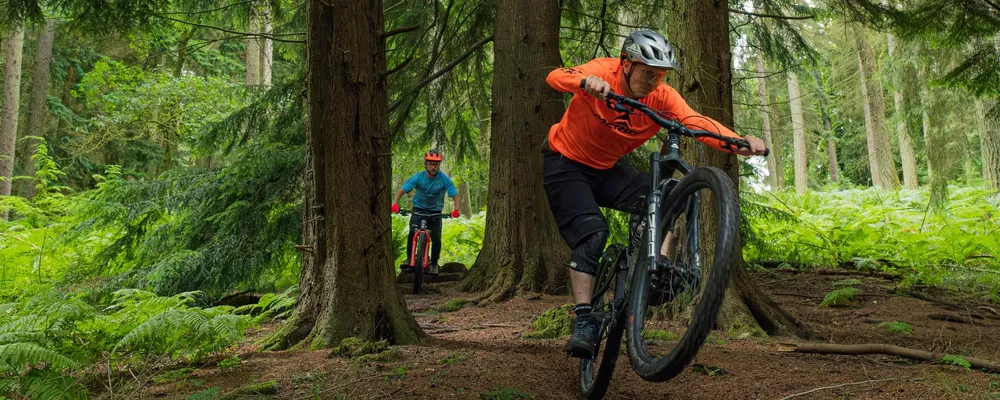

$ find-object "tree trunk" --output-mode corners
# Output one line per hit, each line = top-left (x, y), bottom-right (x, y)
(459, 181), (473, 216)
(921, 85), (933, 182)
(262, 0), (421, 350)
(787, 72), (807, 194)
(918, 70), (948, 210)
(755, 54), (780, 189)
(16, 20), (56, 200)
(262, 6), (273, 87)
(769, 91), (786, 189)
(810, 70), (840, 184)
(246, 14), (261, 86)
(978, 100), (1000, 192)
(0, 24), (25, 218)
(962, 131), (977, 184)
(666, 0), (810, 339)
(885, 31), (919, 189)
(856, 28), (900, 189)
(456, 0), (570, 301)
(173, 27), (197, 78)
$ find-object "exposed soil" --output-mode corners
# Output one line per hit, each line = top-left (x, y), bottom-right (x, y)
(147, 270), (1000, 399)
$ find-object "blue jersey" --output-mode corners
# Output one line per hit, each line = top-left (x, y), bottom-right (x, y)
(402, 171), (458, 211)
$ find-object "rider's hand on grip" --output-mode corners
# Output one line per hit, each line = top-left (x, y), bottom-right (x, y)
(579, 76), (611, 101)
(451, 209), (460, 218)
(391, 203), (400, 214)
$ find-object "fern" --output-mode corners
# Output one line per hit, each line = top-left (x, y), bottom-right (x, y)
(820, 287), (862, 307)
(0, 343), (80, 372)
(0, 370), (88, 400)
(877, 321), (915, 335)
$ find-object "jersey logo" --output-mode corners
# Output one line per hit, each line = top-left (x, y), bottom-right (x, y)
(560, 67), (582, 75)
(592, 110), (639, 136)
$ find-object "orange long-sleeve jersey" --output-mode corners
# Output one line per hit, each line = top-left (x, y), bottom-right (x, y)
(546, 58), (743, 170)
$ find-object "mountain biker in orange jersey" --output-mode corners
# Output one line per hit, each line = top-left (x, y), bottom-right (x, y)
(544, 29), (767, 359)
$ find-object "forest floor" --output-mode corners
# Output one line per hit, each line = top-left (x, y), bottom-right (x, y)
(148, 270), (1000, 399)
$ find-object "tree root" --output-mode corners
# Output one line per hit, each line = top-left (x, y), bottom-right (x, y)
(778, 342), (1000, 373)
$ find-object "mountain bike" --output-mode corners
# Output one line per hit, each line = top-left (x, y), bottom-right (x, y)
(398, 209), (451, 295)
(578, 91), (769, 399)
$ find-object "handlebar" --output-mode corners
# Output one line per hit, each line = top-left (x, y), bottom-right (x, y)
(581, 80), (769, 157)
(397, 209), (452, 218)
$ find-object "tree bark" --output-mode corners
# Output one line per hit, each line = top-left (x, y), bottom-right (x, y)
(756, 54), (780, 189)
(666, 0), (810, 339)
(262, 0), (421, 350)
(173, 27), (197, 78)
(0, 24), (26, 218)
(16, 20), (56, 200)
(787, 72), (807, 194)
(885, 31), (919, 189)
(262, 5), (273, 87)
(458, 181), (473, 216)
(856, 28), (900, 189)
(246, 13), (261, 86)
(918, 70), (948, 210)
(769, 91), (787, 189)
(810, 70), (840, 184)
(456, 0), (570, 301)
(978, 100), (1000, 192)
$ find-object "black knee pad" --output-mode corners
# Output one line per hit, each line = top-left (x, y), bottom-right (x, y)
(568, 231), (609, 276)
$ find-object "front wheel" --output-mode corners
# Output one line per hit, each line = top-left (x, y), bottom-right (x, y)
(578, 244), (628, 399)
(625, 166), (740, 382)
(413, 232), (429, 295)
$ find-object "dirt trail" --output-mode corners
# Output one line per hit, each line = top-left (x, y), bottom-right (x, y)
(150, 271), (1000, 399)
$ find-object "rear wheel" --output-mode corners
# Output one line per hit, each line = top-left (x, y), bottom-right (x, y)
(579, 244), (628, 399)
(625, 166), (739, 382)
(413, 232), (428, 295)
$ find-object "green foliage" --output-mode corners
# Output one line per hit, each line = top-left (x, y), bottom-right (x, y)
(0, 289), (249, 399)
(236, 286), (296, 323)
(217, 355), (242, 369)
(329, 337), (402, 363)
(877, 321), (915, 335)
(691, 363), (728, 376)
(820, 287), (862, 307)
(941, 354), (972, 369)
(525, 304), (574, 339)
(438, 354), (467, 365)
(642, 329), (680, 341)
(745, 188), (1000, 291)
(480, 387), (535, 400)
(440, 298), (472, 312)
(188, 387), (222, 400)
(833, 278), (863, 286)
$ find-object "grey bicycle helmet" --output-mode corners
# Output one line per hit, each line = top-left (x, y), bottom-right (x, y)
(621, 29), (681, 70)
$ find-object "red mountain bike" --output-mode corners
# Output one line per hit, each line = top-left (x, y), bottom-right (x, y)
(399, 209), (451, 295)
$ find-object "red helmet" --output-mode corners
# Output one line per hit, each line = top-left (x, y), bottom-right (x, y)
(424, 150), (443, 162)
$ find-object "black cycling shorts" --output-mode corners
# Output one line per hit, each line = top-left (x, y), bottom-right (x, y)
(543, 151), (650, 248)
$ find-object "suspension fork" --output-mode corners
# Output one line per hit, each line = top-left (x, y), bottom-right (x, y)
(647, 152), (663, 273)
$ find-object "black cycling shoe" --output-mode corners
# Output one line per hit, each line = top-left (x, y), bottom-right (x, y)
(429, 263), (440, 276)
(565, 313), (599, 359)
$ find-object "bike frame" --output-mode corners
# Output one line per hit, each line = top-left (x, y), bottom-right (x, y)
(400, 209), (449, 270)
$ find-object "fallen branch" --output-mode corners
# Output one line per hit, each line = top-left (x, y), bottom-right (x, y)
(778, 343), (1000, 373)
(928, 313), (977, 325)
(979, 306), (1000, 317)
(778, 378), (898, 400)
(905, 291), (962, 310)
